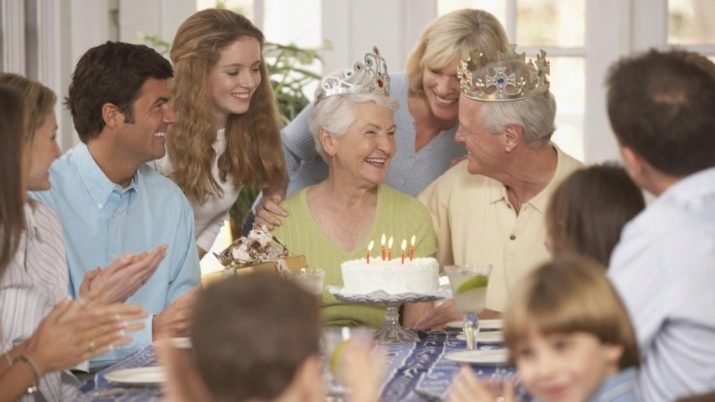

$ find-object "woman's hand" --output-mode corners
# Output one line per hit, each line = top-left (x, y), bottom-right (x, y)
(80, 245), (167, 305)
(23, 300), (147, 374)
(447, 366), (516, 402)
(254, 192), (288, 230)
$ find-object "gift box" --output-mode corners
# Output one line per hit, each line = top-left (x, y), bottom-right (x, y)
(201, 255), (309, 287)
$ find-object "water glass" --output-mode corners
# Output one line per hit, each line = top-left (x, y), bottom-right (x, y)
(445, 264), (493, 350)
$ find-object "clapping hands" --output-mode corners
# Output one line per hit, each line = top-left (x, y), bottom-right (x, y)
(79, 245), (167, 305)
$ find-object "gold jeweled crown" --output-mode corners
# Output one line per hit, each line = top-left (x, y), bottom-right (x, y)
(458, 46), (550, 102)
(315, 46), (390, 104)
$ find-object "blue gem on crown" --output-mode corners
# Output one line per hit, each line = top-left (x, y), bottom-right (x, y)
(458, 46), (550, 102)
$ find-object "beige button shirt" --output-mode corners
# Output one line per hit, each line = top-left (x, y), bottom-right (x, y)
(419, 145), (583, 311)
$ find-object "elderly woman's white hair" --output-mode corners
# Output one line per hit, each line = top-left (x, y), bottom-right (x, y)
(480, 91), (557, 148)
(308, 92), (399, 162)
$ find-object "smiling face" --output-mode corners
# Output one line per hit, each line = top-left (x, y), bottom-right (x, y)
(515, 329), (622, 402)
(208, 36), (262, 128)
(27, 111), (61, 191)
(326, 102), (396, 188)
(118, 78), (177, 165)
(455, 98), (504, 175)
(422, 57), (461, 124)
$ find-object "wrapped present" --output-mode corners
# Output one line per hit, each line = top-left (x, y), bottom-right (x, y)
(202, 225), (308, 287)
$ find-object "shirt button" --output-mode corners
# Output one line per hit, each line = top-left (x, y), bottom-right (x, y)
(509, 234), (516, 240)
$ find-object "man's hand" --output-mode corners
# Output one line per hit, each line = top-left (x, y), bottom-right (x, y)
(254, 192), (288, 230)
(80, 245), (167, 306)
(411, 299), (503, 330)
(152, 286), (201, 339)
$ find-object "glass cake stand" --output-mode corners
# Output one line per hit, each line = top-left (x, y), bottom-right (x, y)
(328, 286), (450, 343)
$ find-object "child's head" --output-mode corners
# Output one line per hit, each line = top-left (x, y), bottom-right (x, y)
(504, 258), (639, 402)
(546, 164), (645, 266)
(192, 273), (322, 402)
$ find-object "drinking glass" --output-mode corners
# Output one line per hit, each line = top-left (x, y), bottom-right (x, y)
(289, 267), (325, 296)
(321, 327), (374, 401)
(445, 264), (492, 350)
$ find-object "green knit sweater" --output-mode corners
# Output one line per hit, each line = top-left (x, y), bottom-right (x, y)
(272, 184), (437, 328)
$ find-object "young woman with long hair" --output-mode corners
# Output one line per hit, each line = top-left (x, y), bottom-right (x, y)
(157, 9), (287, 256)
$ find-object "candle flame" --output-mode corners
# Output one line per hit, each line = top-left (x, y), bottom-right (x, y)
(367, 240), (375, 251)
(401, 239), (407, 250)
(387, 236), (394, 248)
(380, 233), (386, 246)
(410, 234), (416, 246)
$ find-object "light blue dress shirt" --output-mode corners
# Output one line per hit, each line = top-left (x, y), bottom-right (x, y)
(588, 367), (642, 402)
(609, 167), (715, 401)
(31, 143), (201, 367)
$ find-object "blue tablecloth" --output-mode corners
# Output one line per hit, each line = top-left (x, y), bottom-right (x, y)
(81, 330), (522, 401)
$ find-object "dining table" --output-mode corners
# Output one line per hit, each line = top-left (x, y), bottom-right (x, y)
(80, 328), (524, 402)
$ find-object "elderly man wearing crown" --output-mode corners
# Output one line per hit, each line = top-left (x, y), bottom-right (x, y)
(416, 46), (583, 326)
(272, 47), (437, 329)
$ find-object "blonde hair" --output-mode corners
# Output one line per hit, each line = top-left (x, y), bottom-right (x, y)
(168, 9), (286, 203)
(0, 84), (25, 270)
(0, 73), (57, 143)
(405, 9), (510, 97)
(503, 257), (640, 370)
(0, 75), (57, 272)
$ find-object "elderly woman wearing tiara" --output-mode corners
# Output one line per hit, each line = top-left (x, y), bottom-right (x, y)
(271, 48), (437, 328)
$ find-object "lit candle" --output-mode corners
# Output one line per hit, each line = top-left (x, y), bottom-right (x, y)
(401, 239), (407, 264)
(380, 234), (386, 261)
(409, 235), (416, 261)
(387, 236), (394, 261)
(367, 240), (374, 263)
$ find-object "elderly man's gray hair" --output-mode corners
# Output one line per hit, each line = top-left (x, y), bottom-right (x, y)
(480, 91), (557, 147)
(308, 93), (399, 161)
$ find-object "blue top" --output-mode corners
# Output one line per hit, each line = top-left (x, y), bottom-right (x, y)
(31, 143), (201, 367)
(281, 73), (466, 197)
(588, 367), (642, 402)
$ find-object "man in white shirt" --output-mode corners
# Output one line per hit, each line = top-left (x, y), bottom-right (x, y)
(607, 49), (715, 401)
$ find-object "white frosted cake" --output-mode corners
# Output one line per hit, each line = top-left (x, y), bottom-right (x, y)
(340, 257), (440, 295)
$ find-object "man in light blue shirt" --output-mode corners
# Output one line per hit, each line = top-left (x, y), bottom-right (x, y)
(32, 42), (200, 367)
(606, 49), (715, 400)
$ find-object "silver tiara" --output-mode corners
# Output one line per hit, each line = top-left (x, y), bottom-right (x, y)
(315, 46), (390, 103)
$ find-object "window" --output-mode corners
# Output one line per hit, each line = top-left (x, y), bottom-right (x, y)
(439, 0), (586, 161)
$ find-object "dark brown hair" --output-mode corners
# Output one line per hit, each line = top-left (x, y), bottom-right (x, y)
(504, 257), (640, 370)
(0, 84), (26, 271)
(66, 41), (173, 143)
(168, 9), (287, 203)
(607, 49), (715, 176)
(546, 164), (645, 266)
(192, 273), (320, 402)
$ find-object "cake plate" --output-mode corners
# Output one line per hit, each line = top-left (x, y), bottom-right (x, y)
(328, 286), (451, 343)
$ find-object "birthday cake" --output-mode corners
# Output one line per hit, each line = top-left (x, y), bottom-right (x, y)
(340, 257), (440, 295)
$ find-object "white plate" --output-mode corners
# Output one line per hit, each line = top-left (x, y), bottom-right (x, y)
(445, 349), (509, 365)
(152, 337), (192, 349)
(456, 331), (503, 344)
(446, 319), (503, 330)
(104, 366), (165, 384)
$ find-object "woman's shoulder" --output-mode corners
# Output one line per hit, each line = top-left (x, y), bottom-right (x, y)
(27, 200), (63, 230)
